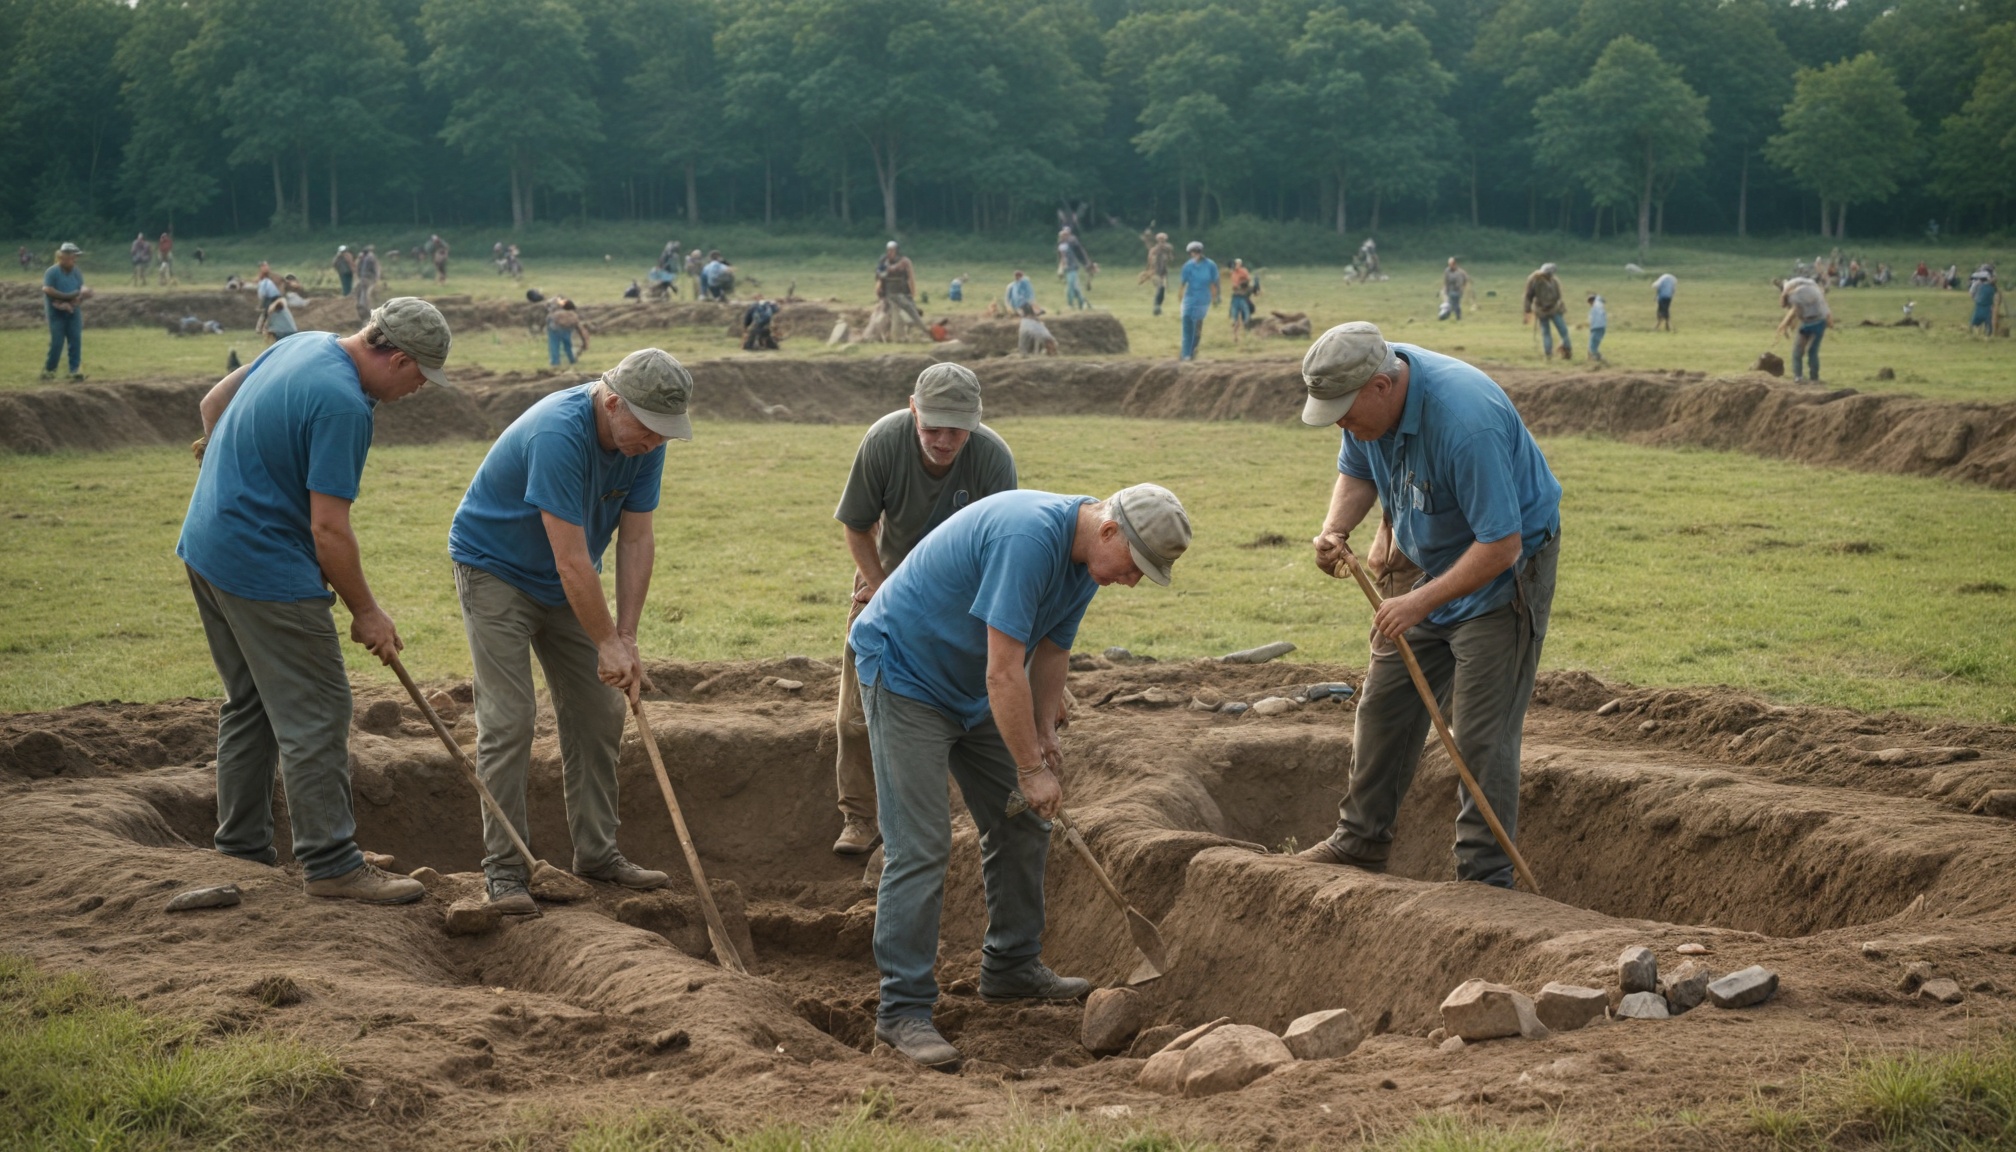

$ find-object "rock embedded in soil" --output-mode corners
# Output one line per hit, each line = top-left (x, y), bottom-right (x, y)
(1977, 790), (2016, 819)
(1128, 1024), (1186, 1059)
(1157, 1024), (1295, 1098)
(1677, 943), (1712, 956)
(164, 884), (241, 912)
(1218, 701), (1249, 715)
(1249, 697), (1299, 717)
(1439, 979), (1548, 1041)
(1217, 641), (1296, 665)
(1438, 1035), (1466, 1053)
(360, 699), (403, 733)
(1280, 1008), (1362, 1060)
(1899, 961), (1935, 992)
(1618, 946), (1658, 994)
(409, 866), (442, 887)
(444, 898), (502, 936)
(1535, 982), (1608, 1032)
(1080, 987), (1148, 1054)
(1919, 979), (1964, 1005)
(1662, 960), (1713, 1013)
(1707, 965), (1780, 1009)
(1616, 991), (1670, 1020)
(649, 1028), (691, 1052)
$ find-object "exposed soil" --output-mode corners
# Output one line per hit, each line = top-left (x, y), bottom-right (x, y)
(5, 658), (2016, 1148)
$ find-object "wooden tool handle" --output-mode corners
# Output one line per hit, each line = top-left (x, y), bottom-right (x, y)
(1331, 546), (1544, 895)
(1055, 810), (1131, 911)
(630, 699), (748, 975)
(390, 657), (541, 876)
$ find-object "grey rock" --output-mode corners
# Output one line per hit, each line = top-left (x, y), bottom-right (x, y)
(1249, 696), (1299, 717)
(1162, 1017), (1233, 1053)
(1596, 698), (1624, 716)
(1299, 682), (1356, 703)
(443, 898), (502, 936)
(649, 1028), (690, 1051)
(1899, 961), (1935, 992)
(1174, 1025), (1296, 1097)
(1616, 991), (1670, 1020)
(1280, 1008), (1362, 1061)
(1218, 701), (1250, 715)
(1707, 965), (1779, 1009)
(1439, 979), (1548, 1041)
(1103, 647), (1136, 663)
(1618, 946), (1658, 994)
(1919, 979), (1964, 1005)
(1438, 1035), (1466, 1053)
(861, 845), (885, 892)
(1080, 987), (1148, 1054)
(1662, 959), (1713, 1013)
(1127, 1024), (1187, 1059)
(165, 884), (241, 912)
(1218, 641), (1296, 665)
(1534, 982), (1608, 1032)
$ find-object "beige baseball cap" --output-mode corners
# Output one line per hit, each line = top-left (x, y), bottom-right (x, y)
(1109, 483), (1191, 586)
(1300, 321), (1398, 426)
(370, 297), (453, 386)
(912, 362), (981, 430)
(605, 348), (695, 440)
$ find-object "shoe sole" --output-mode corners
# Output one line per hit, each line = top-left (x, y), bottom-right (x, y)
(875, 1036), (961, 1072)
(307, 888), (425, 905)
(582, 873), (669, 889)
(832, 838), (880, 856)
(979, 990), (1087, 1005)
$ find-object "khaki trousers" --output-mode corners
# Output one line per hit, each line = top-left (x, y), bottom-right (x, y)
(834, 575), (878, 821)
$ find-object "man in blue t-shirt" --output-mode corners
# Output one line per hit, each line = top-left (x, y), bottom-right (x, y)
(1176, 240), (1219, 361)
(1295, 322), (1561, 890)
(847, 484), (1192, 1070)
(447, 348), (693, 914)
(40, 242), (90, 380)
(178, 297), (454, 906)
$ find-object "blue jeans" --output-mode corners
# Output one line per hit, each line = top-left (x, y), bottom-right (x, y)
(45, 308), (81, 374)
(1444, 290), (1463, 320)
(1587, 327), (1606, 360)
(186, 567), (364, 882)
(547, 327), (574, 366)
(1065, 268), (1087, 309)
(1152, 281), (1166, 315)
(861, 678), (1051, 1023)
(1539, 312), (1570, 357)
(1795, 322), (1825, 380)
(1229, 295), (1253, 325)
(1180, 313), (1205, 360)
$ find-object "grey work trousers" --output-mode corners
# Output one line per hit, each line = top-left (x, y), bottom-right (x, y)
(1325, 534), (1559, 887)
(186, 566), (364, 881)
(833, 577), (877, 822)
(354, 280), (376, 323)
(455, 563), (627, 883)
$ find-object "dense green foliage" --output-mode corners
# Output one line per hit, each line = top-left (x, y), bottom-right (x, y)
(1, 0), (2013, 250)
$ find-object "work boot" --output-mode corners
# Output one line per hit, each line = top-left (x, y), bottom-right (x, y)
(578, 853), (668, 889)
(305, 861), (424, 905)
(833, 815), (880, 856)
(486, 876), (539, 916)
(1557, 345), (1571, 361)
(980, 962), (1090, 1004)
(861, 844), (885, 893)
(1294, 838), (1388, 873)
(875, 1016), (961, 1071)
(38, 371), (54, 382)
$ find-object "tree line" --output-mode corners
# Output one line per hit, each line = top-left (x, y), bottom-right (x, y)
(3, 0), (2012, 247)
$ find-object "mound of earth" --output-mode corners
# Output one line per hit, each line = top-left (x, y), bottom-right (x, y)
(4, 657), (2015, 1147)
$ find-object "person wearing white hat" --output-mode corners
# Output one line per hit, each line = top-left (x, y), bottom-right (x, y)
(1522, 262), (1571, 359)
(446, 347), (696, 915)
(847, 482), (1190, 1070)
(1296, 322), (1561, 889)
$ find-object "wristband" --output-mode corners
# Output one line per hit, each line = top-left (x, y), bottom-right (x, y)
(1016, 763), (1049, 778)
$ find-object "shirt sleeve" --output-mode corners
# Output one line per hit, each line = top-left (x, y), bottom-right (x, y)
(969, 532), (1053, 645)
(1448, 427), (1522, 545)
(834, 431), (888, 531)
(623, 446), (664, 513)
(304, 413), (375, 501)
(522, 430), (592, 527)
(981, 437), (1018, 497)
(1337, 432), (1373, 480)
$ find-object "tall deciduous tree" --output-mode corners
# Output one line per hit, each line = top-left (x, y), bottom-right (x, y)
(115, 0), (220, 233)
(422, 0), (602, 229)
(1932, 26), (2016, 230)
(1289, 10), (1454, 235)
(1533, 37), (1708, 254)
(1767, 52), (1917, 238)
(626, 0), (728, 224)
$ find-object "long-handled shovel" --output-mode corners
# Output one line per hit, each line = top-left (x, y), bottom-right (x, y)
(627, 698), (748, 975)
(389, 655), (590, 912)
(1007, 788), (1171, 984)
(1331, 544), (1544, 895)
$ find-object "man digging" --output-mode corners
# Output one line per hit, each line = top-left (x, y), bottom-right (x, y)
(848, 483), (1192, 1069)
(1293, 323), (1560, 889)
(178, 298), (455, 905)
(447, 348), (694, 914)
(831, 364), (1018, 858)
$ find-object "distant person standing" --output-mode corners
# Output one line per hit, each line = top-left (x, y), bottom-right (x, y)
(17, 246), (33, 271)
(41, 242), (91, 381)
(546, 298), (588, 366)
(1440, 258), (1469, 321)
(428, 234), (450, 284)
(878, 242), (926, 337)
(685, 249), (705, 301)
(1228, 258), (1257, 344)
(1776, 277), (1832, 384)
(156, 232), (177, 286)
(1652, 272), (1676, 332)
(1177, 241), (1219, 362)
(947, 275), (965, 303)
(1004, 270), (1035, 315)
(130, 233), (153, 287)
(1968, 265), (1999, 337)
(1585, 294), (1607, 364)
(1143, 231), (1174, 316)
(1058, 229), (1091, 310)
(354, 245), (381, 323)
(333, 246), (356, 297)
(1522, 262), (1571, 361)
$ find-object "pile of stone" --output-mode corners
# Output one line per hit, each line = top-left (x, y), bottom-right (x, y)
(1433, 947), (1781, 1048)
(1086, 988), (1363, 1098)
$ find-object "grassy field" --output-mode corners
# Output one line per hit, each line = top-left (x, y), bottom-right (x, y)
(2, 224), (2009, 401)
(1, 419), (2009, 721)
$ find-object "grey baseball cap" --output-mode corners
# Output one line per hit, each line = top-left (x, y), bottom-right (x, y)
(1110, 483), (1191, 586)
(370, 297), (453, 386)
(57, 242), (82, 255)
(912, 362), (981, 430)
(605, 347), (694, 440)
(1300, 321), (1398, 426)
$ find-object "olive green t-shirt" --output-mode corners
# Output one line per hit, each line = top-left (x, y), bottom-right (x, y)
(834, 408), (1017, 574)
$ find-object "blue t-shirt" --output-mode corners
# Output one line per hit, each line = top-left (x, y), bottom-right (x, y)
(1337, 345), (1561, 627)
(1179, 257), (1218, 318)
(1588, 298), (1607, 328)
(448, 385), (665, 607)
(177, 333), (374, 602)
(43, 264), (83, 320)
(1005, 278), (1034, 312)
(849, 490), (1098, 729)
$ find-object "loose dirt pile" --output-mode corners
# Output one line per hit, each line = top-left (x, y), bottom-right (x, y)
(4, 657), (2015, 1147)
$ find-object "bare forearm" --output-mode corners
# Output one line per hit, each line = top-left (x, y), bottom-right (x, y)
(1027, 641), (1069, 732)
(613, 524), (652, 639)
(1322, 473), (1378, 537)
(312, 525), (378, 614)
(1415, 534), (1523, 611)
(844, 526), (887, 588)
(555, 555), (617, 646)
(200, 364), (253, 435)
(986, 665), (1043, 769)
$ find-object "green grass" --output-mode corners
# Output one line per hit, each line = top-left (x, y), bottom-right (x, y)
(1748, 1033), (2016, 1150)
(0, 954), (341, 1151)
(1, 420), (2010, 720)
(4, 224), (2010, 401)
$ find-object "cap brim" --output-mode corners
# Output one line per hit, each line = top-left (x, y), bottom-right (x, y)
(1127, 541), (1173, 587)
(1300, 388), (1361, 426)
(624, 398), (692, 441)
(419, 363), (452, 388)
(915, 406), (979, 431)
